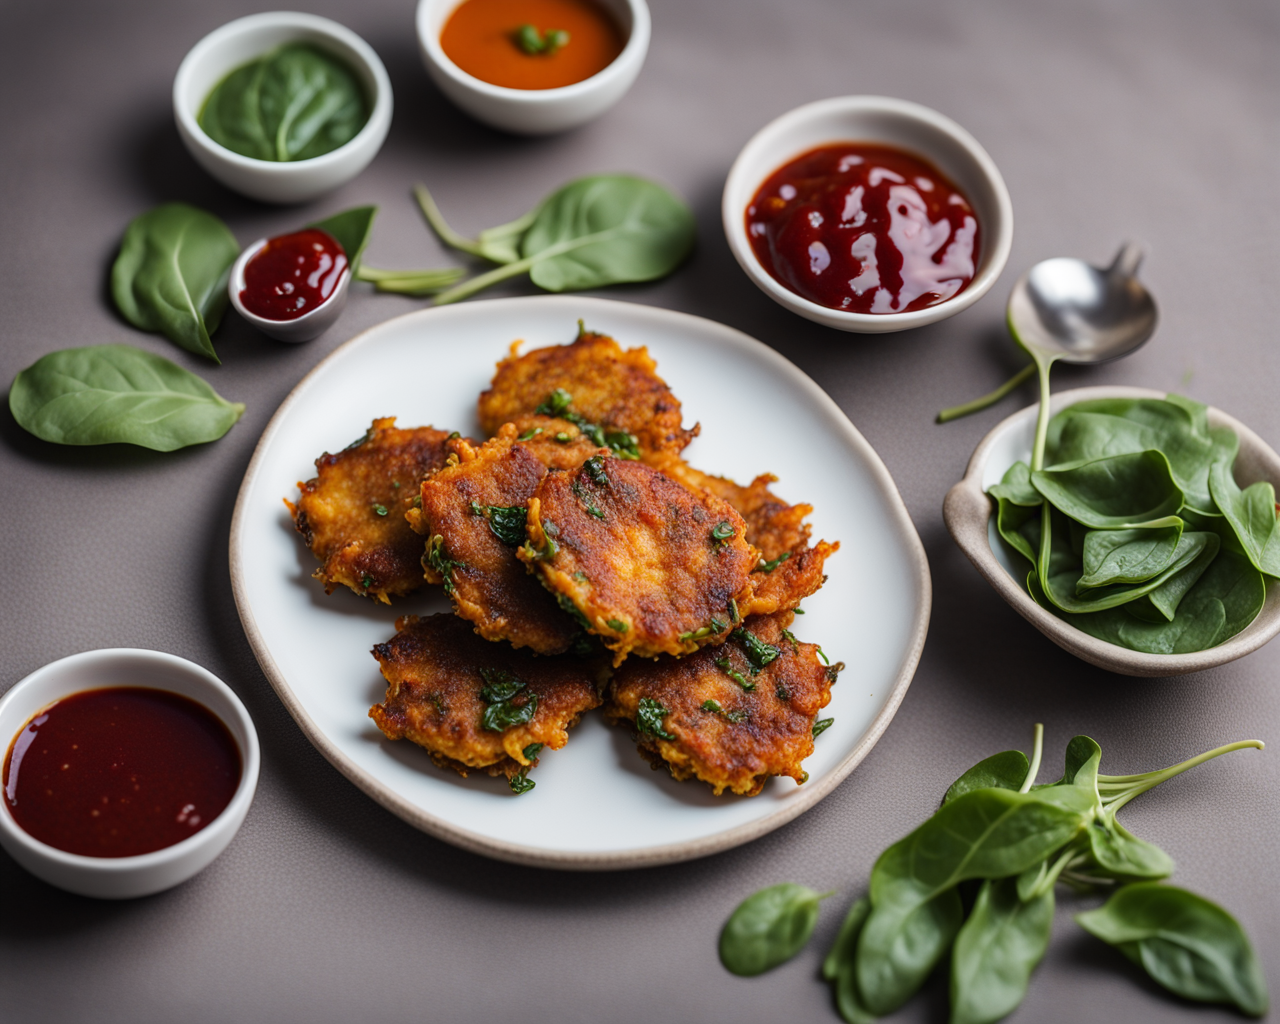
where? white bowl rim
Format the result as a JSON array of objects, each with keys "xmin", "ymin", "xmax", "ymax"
[
  {"xmin": 228, "ymin": 236, "xmax": 350, "ymax": 331},
  {"xmin": 0, "ymin": 648, "xmax": 261, "ymax": 871},
  {"xmin": 943, "ymin": 385, "xmax": 1280, "ymax": 677},
  {"xmin": 415, "ymin": 0, "xmax": 651, "ymax": 103},
  {"xmin": 173, "ymin": 10, "xmax": 393, "ymax": 174},
  {"xmin": 722, "ymin": 94, "xmax": 1014, "ymax": 332}
]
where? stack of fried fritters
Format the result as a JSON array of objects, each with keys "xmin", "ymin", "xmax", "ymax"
[{"xmin": 287, "ymin": 325, "xmax": 842, "ymax": 797}]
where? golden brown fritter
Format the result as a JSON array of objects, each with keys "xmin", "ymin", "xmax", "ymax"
[
  {"xmin": 743, "ymin": 540, "xmax": 840, "ymax": 617},
  {"xmin": 404, "ymin": 425, "xmax": 602, "ymax": 654},
  {"xmin": 519, "ymin": 455, "xmax": 760, "ymax": 664},
  {"xmin": 369, "ymin": 614, "xmax": 608, "ymax": 790},
  {"xmin": 604, "ymin": 612, "xmax": 839, "ymax": 796},
  {"xmin": 655, "ymin": 459, "xmax": 813, "ymax": 564},
  {"xmin": 477, "ymin": 327, "xmax": 698, "ymax": 462},
  {"xmin": 285, "ymin": 417, "xmax": 455, "ymax": 603}
]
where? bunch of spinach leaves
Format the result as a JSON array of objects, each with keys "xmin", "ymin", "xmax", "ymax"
[
  {"xmin": 990, "ymin": 394, "xmax": 1277, "ymax": 653},
  {"xmin": 355, "ymin": 176, "xmax": 695, "ymax": 304},
  {"xmin": 719, "ymin": 728, "xmax": 1268, "ymax": 1021}
]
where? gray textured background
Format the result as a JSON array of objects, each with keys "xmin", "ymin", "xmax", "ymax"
[{"xmin": 2, "ymin": 1, "xmax": 1278, "ymax": 1021}]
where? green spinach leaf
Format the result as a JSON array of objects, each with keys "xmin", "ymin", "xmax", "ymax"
[
  {"xmin": 988, "ymin": 460, "xmax": 1041, "ymax": 507},
  {"xmin": 1079, "ymin": 523, "xmax": 1183, "ymax": 589},
  {"xmin": 636, "ymin": 697, "xmax": 676, "ymax": 741},
  {"xmin": 198, "ymin": 43, "xmax": 369, "ymax": 162},
  {"xmin": 1031, "ymin": 450, "xmax": 1185, "ymax": 529},
  {"xmin": 718, "ymin": 883, "xmax": 831, "ymax": 977},
  {"xmin": 822, "ymin": 898, "xmax": 876, "ymax": 1024},
  {"xmin": 111, "ymin": 203, "xmax": 239, "ymax": 362},
  {"xmin": 1084, "ymin": 817, "xmax": 1175, "ymax": 882},
  {"xmin": 1209, "ymin": 460, "xmax": 1280, "ymax": 578},
  {"xmin": 9, "ymin": 345, "xmax": 244, "ymax": 451},
  {"xmin": 942, "ymin": 750, "xmax": 1031, "ymax": 805},
  {"xmin": 950, "ymin": 876, "xmax": 1054, "ymax": 1024},
  {"xmin": 431, "ymin": 176, "xmax": 696, "ymax": 304},
  {"xmin": 309, "ymin": 206, "xmax": 376, "ymax": 273},
  {"xmin": 1077, "ymin": 883, "xmax": 1268, "ymax": 1017}
]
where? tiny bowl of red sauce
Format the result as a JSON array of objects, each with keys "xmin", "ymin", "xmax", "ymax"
[
  {"xmin": 0, "ymin": 649, "xmax": 260, "ymax": 899},
  {"xmin": 229, "ymin": 227, "xmax": 351, "ymax": 343},
  {"xmin": 416, "ymin": 0, "xmax": 649, "ymax": 134},
  {"xmin": 723, "ymin": 96, "xmax": 1014, "ymax": 334}
]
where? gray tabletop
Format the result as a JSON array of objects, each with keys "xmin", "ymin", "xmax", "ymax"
[{"xmin": 2, "ymin": 1, "xmax": 1278, "ymax": 1021}]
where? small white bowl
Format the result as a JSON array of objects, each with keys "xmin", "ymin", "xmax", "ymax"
[
  {"xmin": 416, "ymin": 0, "xmax": 650, "ymax": 134},
  {"xmin": 944, "ymin": 386, "xmax": 1280, "ymax": 676},
  {"xmin": 229, "ymin": 237, "xmax": 351, "ymax": 343},
  {"xmin": 722, "ymin": 96, "xmax": 1014, "ymax": 334},
  {"xmin": 173, "ymin": 12, "xmax": 393, "ymax": 204},
  {"xmin": 0, "ymin": 649, "xmax": 260, "ymax": 898}
]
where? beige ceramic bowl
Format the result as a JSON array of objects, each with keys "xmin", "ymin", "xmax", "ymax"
[{"xmin": 944, "ymin": 386, "xmax": 1280, "ymax": 676}]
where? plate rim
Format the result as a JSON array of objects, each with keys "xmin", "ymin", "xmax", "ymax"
[{"xmin": 229, "ymin": 295, "xmax": 932, "ymax": 870}]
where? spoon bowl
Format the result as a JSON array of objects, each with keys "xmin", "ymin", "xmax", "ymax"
[{"xmin": 1008, "ymin": 242, "xmax": 1158, "ymax": 364}]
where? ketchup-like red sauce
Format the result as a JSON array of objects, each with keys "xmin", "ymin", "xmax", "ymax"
[
  {"xmin": 746, "ymin": 144, "xmax": 980, "ymax": 315},
  {"xmin": 240, "ymin": 228, "xmax": 348, "ymax": 321},
  {"xmin": 3, "ymin": 688, "xmax": 240, "ymax": 858}
]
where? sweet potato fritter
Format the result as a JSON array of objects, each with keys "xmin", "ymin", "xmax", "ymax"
[
  {"xmin": 405, "ymin": 425, "xmax": 602, "ymax": 654},
  {"xmin": 477, "ymin": 327, "xmax": 698, "ymax": 463},
  {"xmin": 519, "ymin": 455, "xmax": 759, "ymax": 663},
  {"xmin": 604, "ymin": 612, "xmax": 839, "ymax": 796},
  {"xmin": 285, "ymin": 418, "xmax": 455, "ymax": 603},
  {"xmin": 745, "ymin": 539, "xmax": 840, "ymax": 615},
  {"xmin": 369, "ymin": 614, "xmax": 608, "ymax": 790}
]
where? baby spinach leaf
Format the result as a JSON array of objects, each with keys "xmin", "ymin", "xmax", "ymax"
[
  {"xmin": 1209, "ymin": 460, "xmax": 1280, "ymax": 578},
  {"xmin": 1079, "ymin": 523, "xmax": 1183, "ymax": 589},
  {"xmin": 309, "ymin": 206, "xmax": 376, "ymax": 273},
  {"xmin": 1043, "ymin": 547, "xmax": 1265, "ymax": 654},
  {"xmin": 950, "ymin": 876, "xmax": 1055, "ymax": 1024},
  {"xmin": 988, "ymin": 460, "xmax": 1041, "ymax": 507},
  {"xmin": 942, "ymin": 750, "xmax": 1030, "ymax": 805},
  {"xmin": 821, "ymin": 898, "xmax": 876, "ymax": 1024},
  {"xmin": 1084, "ymin": 817, "xmax": 1174, "ymax": 882},
  {"xmin": 432, "ymin": 176, "xmax": 696, "ymax": 305},
  {"xmin": 1031, "ymin": 450, "xmax": 1185, "ymax": 528},
  {"xmin": 198, "ymin": 43, "xmax": 368, "ymax": 162},
  {"xmin": 856, "ymin": 786, "xmax": 1094, "ymax": 1014},
  {"xmin": 995, "ymin": 495, "xmax": 1042, "ymax": 565},
  {"xmin": 1077, "ymin": 883, "xmax": 1268, "ymax": 1017},
  {"xmin": 718, "ymin": 883, "xmax": 831, "ymax": 977},
  {"xmin": 111, "ymin": 203, "xmax": 239, "ymax": 362},
  {"xmin": 9, "ymin": 345, "xmax": 244, "ymax": 451}
]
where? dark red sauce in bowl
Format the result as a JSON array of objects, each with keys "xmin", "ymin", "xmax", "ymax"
[
  {"xmin": 2, "ymin": 688, "xmax": 241, "ymax": 858},
  {"xmin": 746, "ymin": 143, "xmax": 979, "ymax": 315},
  {"xmin": 240, "ymin": 228, "xmax": 348, "ymax": 321}
]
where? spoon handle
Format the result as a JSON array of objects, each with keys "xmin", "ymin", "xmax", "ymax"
[{"xmin": 1108, "ymin": 240, "xmax": 1147, "ymax": 279}]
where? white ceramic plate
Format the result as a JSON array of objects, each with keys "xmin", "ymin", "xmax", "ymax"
[{"xmin": 230, "ymin": 296, "xmax": 931, "ymax": 869}]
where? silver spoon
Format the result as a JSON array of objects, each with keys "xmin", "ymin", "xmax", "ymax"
[{"xmin": 936, "ymin": 242, "xmax": 1158, "ymax": 448}]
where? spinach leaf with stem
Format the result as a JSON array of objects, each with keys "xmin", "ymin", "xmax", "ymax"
[
  {"xmin": 353, "ymin": 266, "xmax": 465, "ymax": 296},
  {"xmin": 309, "ymin": 206, "xmax": 376, "ymax": 273},
  {"xmin": 950, "ymin": 875, "xmax": 1055, "ymax": 1024},
  {"xmin": 822, "ymin": 898, "xmax": 876, "ymax": 1024},
  {"xmin": 1077, "ymin": 883, "xmax": 1268, "ymax": 1017},
  {"xmin": 719, "ymin": 883, "xmax": 834, "ymax": 977},
  {"xmin": 111, "ymin": 203, "xmax": 239, "ymax": 362},
  {"xmin": 1079, "ymin": 523, "xmax": 1184, "ymax": 589},
  {"xmin": 426, "ymin": 176, "xmax": 695, "ymax": 305},
  {"xmin": 942, "ymin": 750, "xmax": 1031, "ymax": 805},
  {"xmin": 9, "ymin": 345, "xmax": 244, "ymax": 451}
]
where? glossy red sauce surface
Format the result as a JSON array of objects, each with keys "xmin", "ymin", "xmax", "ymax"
[
  {"xmin": 746, "ymin": 144, "xmax": 980, "ymax": 314},
  {"xmin": 3, "ymin": 687, "xmax": 241, "ymax": 858},
  {"xmin": 240, "ymin": 228, "xmax": 348, "ymax": 321}
]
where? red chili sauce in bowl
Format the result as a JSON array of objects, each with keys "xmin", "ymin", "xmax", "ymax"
[
  {"xmin": 746, "ymin": 144, "xmax": 980, "ymax": 315},
  {"xmin": 2, "ymin": 688, "xmax": 241, "ymax": 858},
  {"xmin": 240, "ymin": 228, "xmax": 348, "ymax": 321}
]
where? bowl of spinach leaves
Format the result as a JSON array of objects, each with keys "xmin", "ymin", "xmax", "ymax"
[
  {"xmin": 945, "ymin": 386, "xmax": 1280, "ymax": 675},
  {"xmin": 173, "ymin": 12, "xmax": 392, "ymax": 204}
]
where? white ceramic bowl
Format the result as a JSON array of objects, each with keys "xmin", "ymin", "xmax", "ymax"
[
  {"xmin": 944, "ymin": 386, "xmax": 1280, "ymax": 676},
  {"xmin": 416, "ymin": 0, "xmax": 649, "ymax": 134},
  {"xmin": 229, "ymin": 237, "xmax": 351, "ymax": 343},
  {"xmin": 173, "ymin": 12, "xmax": 393, "ymax": 204},
  {"xmin": 723, "ymin": 96, "xmax": 1014, "ymax": 334},
  {"xmin": 0, "ymin": 649, "xmax": 260, "ymax": 898}
]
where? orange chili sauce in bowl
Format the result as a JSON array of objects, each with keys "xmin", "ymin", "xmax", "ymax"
[{"xmin": 441, "ymin": 0, "xmax": 625, "ymax": 90}]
